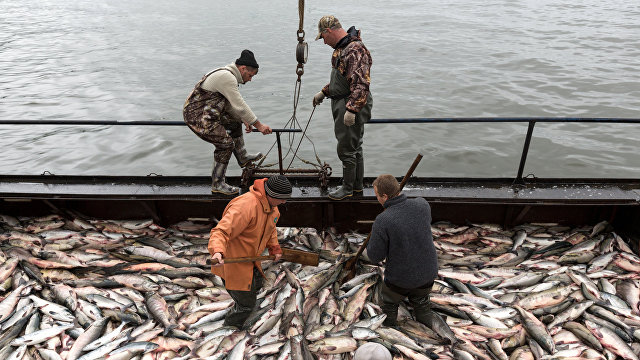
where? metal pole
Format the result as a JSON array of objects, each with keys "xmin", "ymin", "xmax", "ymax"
[
  {"xmin": 249, "ymin": 129, "xmax": 301, "ymax": 173},
  {"xmin": 251, "ymin": 128, "xmax": 303, "ymax": 133},
  {"xmin": 0, "ymin": 120, "xmax": 311, "ymax": 129},
  {"xmin": 276, "ymin": 132, "xmax": 283, "ymax": 175},
  {"xmin": 514, "ymin": 121, "xmax": 536, "ymax": 185},
  {"xmin": 2, "ymin": 118, "xmax": 640, "ymax": 125},
  {"xmin": 0, "ymin": 120, "xmax": 187, "ymax": 126},
  {"xmin": 367, "ymin": 118, "xmax": 640, "ymax": 124}
]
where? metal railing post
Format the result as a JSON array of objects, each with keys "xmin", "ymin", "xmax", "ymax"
[
  {"xmin": 514, "ymin": 121, "xmax": 536, "ymax": 185},
  {"xmin": 276, "ymin": 132, "xmax": 284, "ymax": 175},
  {"xmin": 249, "ymin": 128, "xmax": 302, "ymax": 175}
]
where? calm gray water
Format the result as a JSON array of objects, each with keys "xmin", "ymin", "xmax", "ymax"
[{"xmin": 1, "ymin": 0, "xmax": 639, "ymax": 179}]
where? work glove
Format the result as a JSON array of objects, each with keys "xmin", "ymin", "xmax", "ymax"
[
  {"xmin": 344, "ymin": 111, "xmax": 356, "ymax": 126},
  {"xmin": 312, "ymin": 91, "xmax": 325, "ymax": 107}
]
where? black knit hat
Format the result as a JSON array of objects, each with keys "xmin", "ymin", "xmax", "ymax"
[
  {"xmin": 264, "ymin": 175, "xmax": 292, "ymax": 199},
  {"xmin": 235, "ymin": 49, "xmax": 259, "ymax": 69}
]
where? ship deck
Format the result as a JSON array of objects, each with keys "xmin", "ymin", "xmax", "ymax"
[{"xmin": 1, "ymin": 175, "xmax": 639, "ymax": 241}]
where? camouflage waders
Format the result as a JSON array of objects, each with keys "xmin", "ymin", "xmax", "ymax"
[
  {"xmin": 183, "ymin": 69, "xmax": 242, "ymax": 164},
  {"xmin": 329, "ymin": 53, "xmax": 372, "ymax": 200},
  {"xmin": 183, "ymin": 69, "xmax": 260, "ymax": 194}
]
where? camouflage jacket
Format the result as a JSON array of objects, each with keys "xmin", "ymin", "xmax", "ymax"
[{"xmin": 322, "ymin": 27, "xmax": 372, "ymax": 113}]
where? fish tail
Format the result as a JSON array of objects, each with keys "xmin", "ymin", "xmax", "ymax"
[{"xmin": 163, "ymin": 324, "xmax": 177, "ymax": 336}]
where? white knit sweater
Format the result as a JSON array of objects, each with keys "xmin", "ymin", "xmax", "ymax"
[{"xmin": 200, "ymin": 63, "xmax": 258, "ymax": 126}]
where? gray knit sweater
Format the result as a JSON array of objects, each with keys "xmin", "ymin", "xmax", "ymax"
[{"xmin": 366, "ymin": 193, "xmax": 438, "ymax": 289}]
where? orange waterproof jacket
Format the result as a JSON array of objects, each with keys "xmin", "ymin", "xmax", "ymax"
[{"xmin": 208, "ymin": 178, "xmax": 283, "ymax": 291}]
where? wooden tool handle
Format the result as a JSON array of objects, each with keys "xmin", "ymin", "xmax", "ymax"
[
  {"xmin": 209, "ymin": 255, "xmax": 275, "ymax": 265},
  {"xmin": 207, "ymin": 248, "xmax": 318, "ymax": 266},
  {"xmin": 399, "ymin": 153, "xmax": 423, "ymax": 190},
  {"xmin": 351, "ymin": 233, "xmax": 371, "ymax": 263}
]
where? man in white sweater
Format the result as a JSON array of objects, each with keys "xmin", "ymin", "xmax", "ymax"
[{"xmin": 184, "ymin": 50, "xmax": 272, "ymax": 195}]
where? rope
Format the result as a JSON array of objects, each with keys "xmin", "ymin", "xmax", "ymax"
[
  {"xmin": 284, "ymin": 81, "xmax": 324, "ymax": 170},
  {"xmin": 298, "ymin": 0, "xmax": 304, "ymax": 33}
]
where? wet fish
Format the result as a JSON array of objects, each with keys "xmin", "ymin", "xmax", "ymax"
[
  {"xmin": 376, "ymin": 327, "xmax": 425, "ymax": 351},
  {"xmin": 0, "ymin": 310, "xmax": 32, "ymax": 349},
  {"xmin": 514, "ymin": 305, "xmax": 555, "ymax": 354},
  {"xmin": 0, "ymin": 283, "xmax": 28, "ymax": 322},
  {"xmin": 83, "ymin": 322, "xmax": 129, "ymax": 351},
  {"xmin": 511, "ymin": 230, "xmax": 527, "ymax": 253},
  {"xmin": 29, "ymin": 294, "xmax": 76, "ymax": 322},
  {"xmin": 11, "ymin": 323, "xmax": 74, "ymax": 346},
  {"xmin": 0, "ymin": 258, "xmax": 20, "ymax": 283},
  {"xmin": 308, "ymin": 336, "xmax": 357, "ymax": 354},
  {"xmin": 67, "ymin": 317, "xmax": 110, "ymax": 360},
  {"xmin": 145, "ymin": 291, "xmax": 176, "ymax": 335},
  {"xmin": 584, "ymin": 319, "xmax": 638, "ymax": 360},
  {"xmin": 1, "ymin": 212, "xmax": 639, "ymax": 360}
]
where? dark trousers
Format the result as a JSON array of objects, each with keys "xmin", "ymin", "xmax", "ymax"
[
  {"xmin": 224, "ymin": 267, "xmax": 263, "ymax": 328},
  {"xmin": 381, "ymin": 281, "xmax": 433, "ymax": 327}
]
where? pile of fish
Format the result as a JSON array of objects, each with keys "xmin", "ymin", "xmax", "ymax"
[
  {"xmin": 0, "ymin": 213, "xmax": 639, "ymax": 360},
  {"xmin": 430, "ymin": 221, "xmax": 640, "ymax": 360}
]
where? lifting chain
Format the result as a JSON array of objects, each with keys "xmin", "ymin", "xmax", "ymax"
[
  {"xmin": 248, "ymin": 0, "xmax": 330, "ymax": 188},
  {"xmin": 295, "ymin": 0, "xmax": 308, "ymax": 81}
]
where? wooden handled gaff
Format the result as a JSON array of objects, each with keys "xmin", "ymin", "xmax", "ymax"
[
  {"xmin": 343, "ymin": 153, "xmax": 424, "ymax": 277},
  {"xmin": 209, "ymin": 248, "xmax": 319, "ymax": 266}
]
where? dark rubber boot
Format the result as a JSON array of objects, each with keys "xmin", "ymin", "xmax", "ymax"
[
  {"xmin": 223, "ymin": 307, "xmax": 251, "ymax": 329},
  {"xmin": 232, "ymin": 136, "xmax": 263, "ymax": 167},
  {"xmin": 328, "ymin": 165, "xmax": 355, "ymax": 200},
  {"xmin": 211, "ymin": 161, "xmax": 239, "ymax": 195},
  {"xmin": 416, "ymin": 305, "xmax": 457, "ymax": 345},
  {"xmin": 409, "ymin": 287, "xmax": 456, "ymax": 345},
  {"xmin": 353, "ymin": 155, "xmax": 364, "ymax": 193},
  {"xmin": 381, "ymin": 302, "xmax": 399, "ymax": 327},
  {"xmin": 414, "ymin": 300, "xmax": 435, "ymax": 326},
  {"xmin": 380, "ymin": 282, "xmax": 405, "ymax": 327}
]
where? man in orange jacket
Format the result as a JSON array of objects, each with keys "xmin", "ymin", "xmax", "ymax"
[{"xmin": 208, "ymin": 175, "xmax": 292, "ymax": 328}]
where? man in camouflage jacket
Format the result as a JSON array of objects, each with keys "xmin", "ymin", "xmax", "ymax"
[{"xmin": 312, "ymin": 15, "xmax": 373, "ymax": 200}]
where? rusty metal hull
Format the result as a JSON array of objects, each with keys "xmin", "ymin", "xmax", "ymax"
[{"xmin": 1, "ymin": 175, "xmax": 639, "ymax": 237}]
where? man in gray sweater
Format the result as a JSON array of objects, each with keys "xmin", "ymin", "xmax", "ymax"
[
  {"xmin": 366, "ymin": 174, "xmax": 438, "ymax": 327},
  {"xmin": 184, "ymin": 50, "xmax": 272, "ymax": 195}
]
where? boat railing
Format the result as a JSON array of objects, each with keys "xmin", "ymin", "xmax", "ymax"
[
  {"xmin": 370, "ymin": 117, "xmax": 640, "ymax": 184},
  {"xmin": 1, "ymin": 118, "xmax": 639, "ymax": 184}
]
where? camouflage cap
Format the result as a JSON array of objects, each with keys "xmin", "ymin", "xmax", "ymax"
[{"xmin": 315, "ymin": 15, "xmax": 342, "ymax": 41}]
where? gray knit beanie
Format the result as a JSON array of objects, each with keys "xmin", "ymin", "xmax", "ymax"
[{"xmin": 264, "ymin": 175, "xmax": 292, "ymax": 199}]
